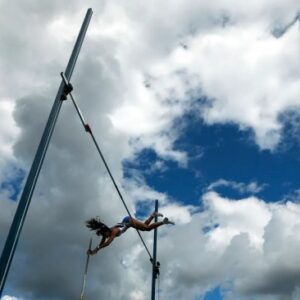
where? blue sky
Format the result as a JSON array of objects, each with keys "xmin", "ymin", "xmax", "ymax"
[
  {"xmin": 204, "ymin": 287, "xmax": 222, "ymax": 300},
  {"xmin": 124, "ymin": 114, "xmax": 284, "ymax": 299},
  {"xmin": 125, "ymin": 110, "xmax": 300, "ymax": 206},
  {"xmin": 124, "ymin": 109, "xmax": 300, "ymax": 299},
  {"xmin": 0, "ymin": 1, "xmax": 300, "ymax": 300},
  {"xmin": 0, "ymin": 167, "xmax": 25, "ymax": 202}
]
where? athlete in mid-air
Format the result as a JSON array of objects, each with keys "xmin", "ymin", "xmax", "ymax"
[{"xmin": 86, "ymin": 212, "xmax": 174, "ymax": 255}]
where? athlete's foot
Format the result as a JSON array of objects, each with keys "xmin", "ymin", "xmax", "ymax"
[
  {"xmin": 87, "ymin": 249, "xmax": 98, "ymax": 256},
  {"xmin": 163, "ymin": 217, "xmax": 175, "ymax": 225},
  {"xmin": 152, "ymin": 211, "xmax": 164, "ymax": 218}
]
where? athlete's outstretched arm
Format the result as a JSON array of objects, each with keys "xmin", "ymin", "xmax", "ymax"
[
  {"xmin": 88, "ymin": 229, "xmax": 118, "ymax": 255},
  {"xmin": 88, "ymin": 236, "xmax": 105, "ymax": 255},
  {"xmin": 98, "ymin": 235, "xmax": 115, "ymax": 249}
]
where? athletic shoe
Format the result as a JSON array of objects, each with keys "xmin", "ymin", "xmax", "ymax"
[{"xmin": 163, "ymin": 217, "xmax": 175, "ymax": 225}]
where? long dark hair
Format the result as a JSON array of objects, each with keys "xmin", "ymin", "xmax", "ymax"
[{"xmin": 86, "ymin": 217, "xmax": 111, "ymax": 236}]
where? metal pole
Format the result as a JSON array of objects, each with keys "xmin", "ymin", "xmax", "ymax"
[
  {"xmin": 0, "ymin": 8, "xmax": 93, "ymax": 295},
  {"xmin": 151, "ymin": 200, "xmax": 159, "ymax": 300}
]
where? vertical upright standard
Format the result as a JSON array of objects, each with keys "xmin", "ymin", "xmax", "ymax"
[
  {"xmin": 0, "ymin": 8, "xmax": 93, "ymax": 296},
  {"xmin": 151, "ymin": 200, "xmax": 159, "ymax": 300}
]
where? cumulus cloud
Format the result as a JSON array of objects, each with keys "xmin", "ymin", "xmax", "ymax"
[
  {"xmin": 156, "ymin": 191, "xmax": 300, "ymax": 300},
  {"xmin": 0, "ymin": 100, "xmax": 19, "ymax": 161},
  {"xmin": 0, "ymin": 0, "xmax": 300, "ymax": 300},
  {"xmin": 106, "ymin": 0, "xmax": 300, "ymax": 152},
  {"xmin": 136, "ymin": 19, "xmax": 300, "ymax": 150},
  {"xmin": 208, "ymin": 179, "xmax": 267, "ymax": 194},
  {"xmin": 124, "ymin": 175, "xmax": 169, "ymax": 205}
]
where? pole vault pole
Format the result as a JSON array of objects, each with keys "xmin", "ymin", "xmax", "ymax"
[
  {"xmin": 0, "ymin": 8, "xmax": 93, "ymax": 295},
  {"xmin": 151, "ymin": 200, "xmax": 159, "ymax": 300}
]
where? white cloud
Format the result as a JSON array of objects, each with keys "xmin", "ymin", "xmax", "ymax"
[
  {"xmin": 1, "ymin": 296, "xmax": 20, "ymax": 300},
  {"xmin": 203, "ymin": 191, "xmax": 272, "ymax": 249},
  {"xmin": 0, "ymin": 1, "xmax": 300, "ymax": 300},
  {"xmin": 160, "ymin": 203, "xmax": 196, "ymax": 225},
  {"xmin": 105, "ymin": 1, "xmax": 300, "ymax": 152},
  {"xmin": 208, "ymin": 179, "xmax": 267, "ymax": 194},
  {"xmin": 139, "ymin": 20, "xmax": 299, "ymax": 150},
  {"xmin": 156, "ymin": 191, "xmax": 300, "ymax": 299},
  {"xmin": 0, "ymin": 99, "xmax": 19, "ymax": 163},
  {"xmin": 124, "ymin": 176, "xmax": 169, "ymax": 205}
]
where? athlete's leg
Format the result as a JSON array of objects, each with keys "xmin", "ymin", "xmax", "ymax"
[
  {"xmin": 144, "ymin": 212, "xmax": 164, "ymax": 225},
  {"xmin": 144, "ymin": 214, "xmax": 154, "ymax": 226},
  {"xmin": 130, "ymin": 218, "xmax": 164, "ymax": 231}
]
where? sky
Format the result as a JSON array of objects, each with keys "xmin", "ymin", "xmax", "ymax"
[{"xmin": 0, "ymin": 1, "xmax": 300, "ymax": 299}]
